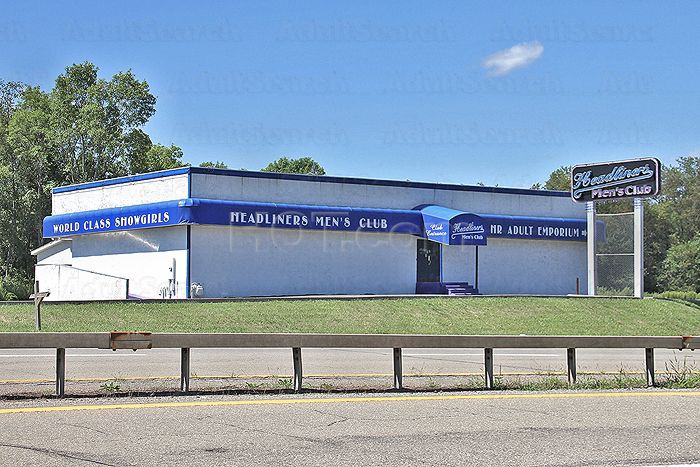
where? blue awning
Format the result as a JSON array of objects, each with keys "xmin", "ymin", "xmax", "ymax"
[
  {"xmin": 418, "ymin": 205, "xmax": 488, "ymax": 246},
  {"xmin": 43, "ymin": 198, "xmax": 425, "ymax": 238},
  {"xmin": 43, "ymin": 200, "xmax": 188, "ymax": 237},
  {"xmin": 43, "ymin": 199, "xmax": 592, "ymax": 243}
]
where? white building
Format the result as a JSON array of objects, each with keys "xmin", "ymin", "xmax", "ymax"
[{"xmin": 33, "ymin": 167, "xmax": 589, "ymax": 300}]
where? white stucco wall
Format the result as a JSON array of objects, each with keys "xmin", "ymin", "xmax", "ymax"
[
  {"xmin": 191, "ymin": 172, "xmax": 584, "ymax": 218},
  {"xmin": 68, "ymin": 226, "xmax": 188, "ymax": 299},
  {"xmin": 441, "ymin": 245, "xmax": 477, "ymax": 285},
  {"xmin": 35, "ymin": 240, "xmax": 73, "ymax": 265},
  {"xmin": 35, "ymin": 264, "xmax": 129, "ymax": 301},
  {"xmin": 475, "ymin": 239, "xmax": 587, "ymax": 295},
  {"xmin": 435, "ymin": 239, "xmax": 587, "ymax": 295},
  {"xmin": 52, "ymin": 173, "xmax": 189, "ymax": 214},
  {"xmin": 190, "ymin": 225, "xmax": 417, "ymax": 297}
]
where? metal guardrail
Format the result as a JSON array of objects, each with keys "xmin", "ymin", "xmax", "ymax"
[{"xmin": 0, "ymin": 332, "xmax": 697, "ymax": 397}]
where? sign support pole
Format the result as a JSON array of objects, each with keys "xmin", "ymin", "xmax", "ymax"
[
  {"xmin": 633, "ymin": 198, "xmax": 644, "ymax": 298},
  {"xmin": 474, "ymin": 245, "xmax": 479, "ymax": 291},
  {"xmin": 586, "ymin": 202, "xmax": 597, "ymax": 296}
]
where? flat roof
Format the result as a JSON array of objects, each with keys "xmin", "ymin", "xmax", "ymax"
[{"xmin": 52, "ymin": 166, "xmax": 570, "ymax": 198}]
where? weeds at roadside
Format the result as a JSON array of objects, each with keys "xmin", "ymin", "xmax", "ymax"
[
  {"xmin": 277, "ymin": 378, "xmax": 292, "ymax": 389},
  {"xmin": 482, "ymin": 369, "xmax": 650, "ymax": 391},
  {"xmin": 660, "ymin": 353, "xmax": 699, "ymax": 388},
  {"xmin": 100, "ymin": 381, "xmax": 121, "ymax": 393},
  {"xmin": 425, "ymin": 379, "xmax": 439, "ymax": 390}
]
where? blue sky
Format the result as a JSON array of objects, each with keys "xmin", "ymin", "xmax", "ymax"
[{"xmin": 3, "ymin": 1, "xmax": 699, "ymax": 188}]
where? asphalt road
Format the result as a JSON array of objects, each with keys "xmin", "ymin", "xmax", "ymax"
[
  {"xmin": 1, "ymin": 347, "xmax": 696, "ymax": 386},
  {"xmin": 0, "ymin": 390, "xmax": 699, "ymax": 465}
]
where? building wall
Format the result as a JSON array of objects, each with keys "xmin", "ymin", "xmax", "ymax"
[
  {"xmin": 188, "ymin": 173, "xmax": 587, "ymax": 296},
  {"xmin": 441, "ymin": 245, "xmax": 477, "ymax": 285},
  {"xmin": 44, "ymin": 169, "xmax": 589, "ymax": 298},
  {"xmin": 68, "ymin": 226, "xmax": 188, "ymax": 299},
  {"xmin": 36, "ymin": 240, "xmax": 73, "ymax": 265},
  {"xmin": 52, "ymin": 173, "xmax": 189, "ymax": 215},
  {"xmin": 415, "ymin": 238, "xmax": 587, "ymax": 295},
  {"xmin": 190, "ymin": 225, "xmax": 417, "ymax": 297},
  {"xmin": 476, "ymin": 238, "xmax": 587, "ymax": 295},
  {"xmin": 35, "ymin": 264, "xmax": 129, "ymax": 301},
  {"xmin": 191, "ymin": 172, "xmax": 584, "ymax": 218}
]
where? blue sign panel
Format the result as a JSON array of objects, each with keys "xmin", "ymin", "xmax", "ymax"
[
  {"xmin": 449, "ymin": 213, "xmax": 488, "ymax": 245},
  {"xmin": 424, "ymin": 218, "xmax": 449, "ymax": 243},
  {"xmin": 419, "ymin": 205, "xmax": 488, "ymax": 245},
  {"xmin": 43, "ymin": 199, "xmax": 425, "ymax": 238},
  {"xmin": 481, "ymin": 214, "xmax": 588, "ymax": 242},
  {"xmin": 187, "ymin": 199, "xmax": 424, "ymax": 235},
  {"xmin": 43, "ymin": 200, "xmax": 187, "ymax": 237}
]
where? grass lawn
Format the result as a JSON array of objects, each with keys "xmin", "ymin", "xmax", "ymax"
[{"xmin": 0, "ymin": 297, "xmax": 698, "ymax": 335}]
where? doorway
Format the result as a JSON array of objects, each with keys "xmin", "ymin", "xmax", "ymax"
[{"xmin": 416, "ymin": 239, "xmax": 441, "ymax": 283}]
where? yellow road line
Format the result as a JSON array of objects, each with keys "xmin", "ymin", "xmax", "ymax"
[
  {"xmin": 1, "ymin": 391, "xmax": 699, "ymax": 415},
  {"xmin": 0, "ymin": 370, "xmax": 688, "ymax": 385}
]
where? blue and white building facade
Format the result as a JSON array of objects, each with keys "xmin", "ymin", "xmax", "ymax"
[{"xmin": 34, "ymin": 167, "xmax": 589, "ymax": 300}]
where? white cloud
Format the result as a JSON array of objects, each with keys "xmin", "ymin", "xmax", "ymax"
[{"xmin": 482, "ymin": 41, "xmax": 544, "ymax": 76}]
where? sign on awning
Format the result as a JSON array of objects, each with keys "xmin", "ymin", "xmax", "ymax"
[{"xmin": 419, "ymin": 205, "xmax": 488, "ymax": 246}]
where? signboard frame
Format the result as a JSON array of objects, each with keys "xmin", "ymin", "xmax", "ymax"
[
  {"xmin": 571, "ymin": 157, "xmax": 661, "ymax": 299},
  {"xmin": 570, "ymin": 157, "xmax": 661, "ymax": 204}
]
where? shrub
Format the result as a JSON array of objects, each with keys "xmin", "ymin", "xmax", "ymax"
[
  {"xmin": 658, "ymin": 236, "xmax": 700, "ymax": 293},
  {"xmin": 652, "ymin": 290, "xmax": 700, "ymax": 300},
  {"xmin": 0, "ymin": 273, "xmax": 33, "ymax": 300}
]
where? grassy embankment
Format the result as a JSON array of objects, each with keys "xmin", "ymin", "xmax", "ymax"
[{"xmin": 0, "ymin": 297, "xmax": 698, "ymax": 335}]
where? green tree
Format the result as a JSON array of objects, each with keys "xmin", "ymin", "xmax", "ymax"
[
  {"xmin": 656, "ymin": 156, "xmax": 700, "ymax": 244},
  {"xmin": 0, "ymin": 80, "xmax": 33, "ymax": 280},
  {"xmin": 657, "ymin": 235, "xmax": 700, "ymax": 292},
  {"xmin": 3, "ymin": 86, "xmax": 55, "ymax": 275},
  {"xmin": 48, "ymin": 62, "xmax": 158, "ymax": 182},
  {"xmin": 643, "ymin": 202, "xmax": 673, "ymax": 292},
  {"xmin": 262, "ymin": 156, "xmax": 325, "ymax": 175},
  {"xmin": 646, "ymin": 156, "xmax": 700, "ymax": 292},
  {"xmin": 531, "ymin": 166, "xmax": 571, "ymax": 191},
  {"xmin": 128, "ymin": 142, "xmax": 185, "ymax": 174},
  {"xmin": 199, "ymin": 161, "xmax": 228, "ymax": 169},
  {"xmin": 0, "ymin": 63, "xmax": 184, "ymax": 296}
]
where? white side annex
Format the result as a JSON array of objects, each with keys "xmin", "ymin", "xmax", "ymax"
[{"xmin": 35, "ymin": 167, "xmax": 588, "ymax": 300}]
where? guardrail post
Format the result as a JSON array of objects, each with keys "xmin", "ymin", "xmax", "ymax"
[
  {"xmin": 393, "ymin": 348, "xmax": 403, "ymax": 390},
  {"xmin": 567, "ymin": 348, "xmax": 577, "ymax": 385},
  {"xmin": 484, "ymin": 348, "xmax": 494, "ymax": 389},
  {"xmin": 292, "ymin": 347, "xmax": 302, "ymax": 392},
  {"xmin": 55, "ymin": 348, "xmax": 65, "ymax": 397},
  {"xmin": 645, "ymin": 348, "xmax": 655, "ymax": 387},
  {"xmin": 180, "ymin": 348, "xmax": 190, "ymax": 392}
]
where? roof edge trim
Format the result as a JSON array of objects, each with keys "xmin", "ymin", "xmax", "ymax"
[{"xmin": 51, "ymin": 166, "xmax": 570, "ymax": 198}]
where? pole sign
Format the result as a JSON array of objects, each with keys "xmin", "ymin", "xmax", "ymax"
[{"xmin": 571, "ymin": 157, "xmax": 661, "ymax": 203}]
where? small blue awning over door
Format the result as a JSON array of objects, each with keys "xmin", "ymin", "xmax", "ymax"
[{"xmin": 418, "ymin": 205, "xmax": 488, "ymax": 246}]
